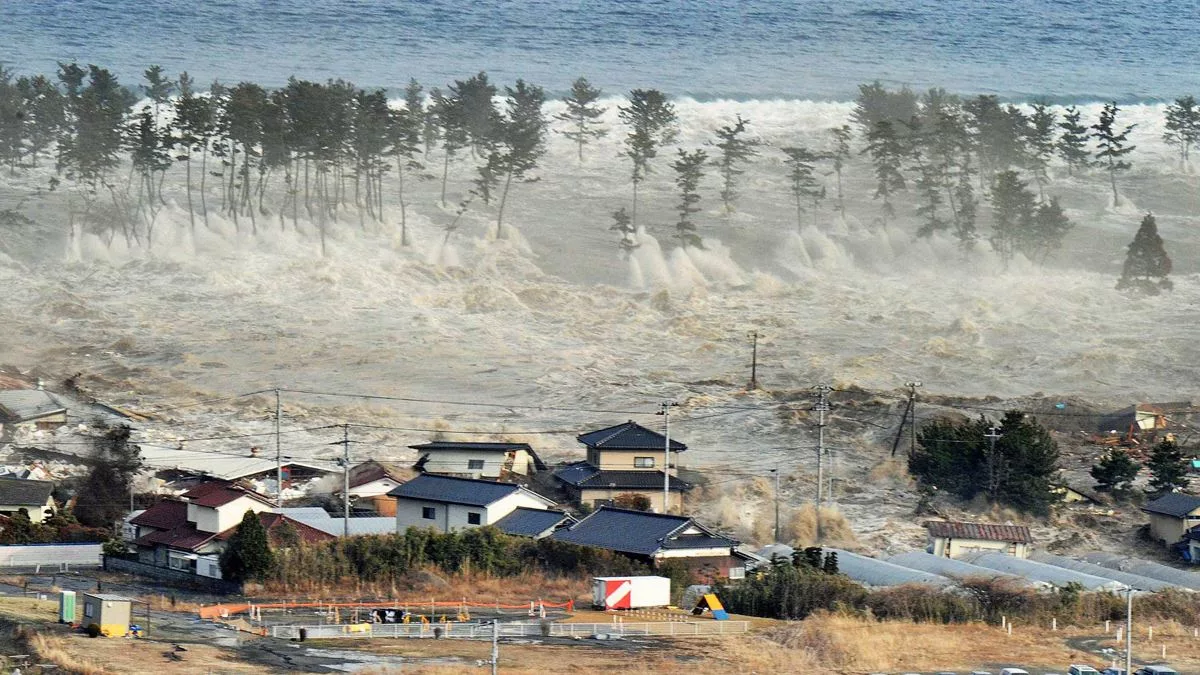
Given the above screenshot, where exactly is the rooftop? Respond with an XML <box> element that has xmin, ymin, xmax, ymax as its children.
<box><xmin>409</xmin><ymin>441</ymin><xmax>533</xmax><ymax>452</ymax></box>
<box><xmin>347</xmin><ymin>460</ymin><xmax>410</xmax><ymax>489</ymax></box>
<box><xmin>553</xmin><ymin>462</ymin><xmax>692</xmax><ymax>491</ymax></box>
<box><xmin>577</xmin><ymin>421</ymin><xmax>687</xmax><ymax>452</ymax></box>
<box><xmin>492</xmin><ymin>507</ymin><xmax>574</xmax><ymax>538</ymax></box>
<box><xmin>923</xmin><ymin>520</ymin><xmax>1033</xmax><ymax>544</ymax></box>
<box><xmin>1142</xmin><ymin>493</ymin><xmax>1200</xmax><ymax>518</ymax></box>
<box><xmin>133</xmin><ymin>522</ymin><xmax>218</xmax><ymax>552</ymax></box>
<box><xmin>550</xmin><ymin>506</ymin><xmax>735</xmax><ymax>557</ymax></box>
<box><xmin>138</xmin><ymin>446</ymin><xmax>332</xmax><ymax>482</ymax></box>
<box><xmin>129</xmin><ymin>500</ymin><xmax>189</xmax><ymax>530</ymax></box>
<box><xmin>181</xmin><ymin>481</ymin><xmax>275</xmax><ymax>508</ymax></box>
<box><xmin>0</xmin><ymin>390</ymin><xmax>66</xmax><ymax>422</ymax></box>
<box><xmin>0</xmin><ymin>477</ymin><xmax>54</xmax><ymax>507</ymax></box>
<box><xmin>388</xmin><ymin>474</ymin><xmax>547</xmax><ymax>508</ymax></box>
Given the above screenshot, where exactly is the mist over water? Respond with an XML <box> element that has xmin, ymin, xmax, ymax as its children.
<box><xmin>3</xmin><ymin>0</ymin><xmax>1199</xmax><ymax>101</ymax></box>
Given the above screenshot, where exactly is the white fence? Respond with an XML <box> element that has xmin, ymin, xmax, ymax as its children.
<box><xmin>271</xmin><ymin>620</ymin><xmax>750</xmax><ymax>640</ymax></box>
<box><xmin>0</xmin><ymin>544</ymin><xmax>102</xmax><ymax>569</ymax></box>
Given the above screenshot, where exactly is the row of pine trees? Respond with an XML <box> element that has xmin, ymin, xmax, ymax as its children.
<box><xmin>0</xmin><ymin>65</ymin><xmax>1192</xmax><ymax>274</ymax></box>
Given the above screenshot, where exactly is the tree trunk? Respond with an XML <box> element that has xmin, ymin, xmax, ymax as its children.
<box><xmin>396</xmin><ymin>154</ymin><xmax>408</xmax><ymax>245</ymax></box>
<box><xmin>495</xmin><ymin>169</ymin><xmax>514</xmax><ymax>239</ymax></box>
<box><xmin>200</xmin><ymin>141</ymin><xmax>210</xmax><ymax>230</ymax></box>
<box><xmin>440</xmin><ymin>151</ymin><xmax>450</xmax><ymax>207</ymax></box>
<box><xmin>185</xmin><ymin>154</ymin><xmax>195</xmax><ymax>233</ymax></box>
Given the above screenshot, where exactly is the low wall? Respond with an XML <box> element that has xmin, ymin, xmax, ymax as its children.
<box><xmin>103</xmin><ymin>556</ymin><xmax>242</xmax><ymax>594</ymax></box>
<box><xmin>0</xmin><ymin>543</ymin><xmax>102</xmax><ymax>569</ymax></box>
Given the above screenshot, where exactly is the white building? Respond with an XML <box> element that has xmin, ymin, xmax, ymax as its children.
<box><xmin>925</xmin><ymin>520</ymin><xmax>1032</xmax><ymax>559</ymax></box>
<box><xmin>388</xmin><ymin>474</ymin><xmax>557</xmax><ymax>533</ymax></box>
<box><xmin>410</xmin><ymin>441</ymin><xmax>545</xmax><ymax>480</ymax></box>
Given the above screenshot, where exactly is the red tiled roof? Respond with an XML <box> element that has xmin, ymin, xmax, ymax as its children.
<box><xmin>347</xmin><ymin>461</ymin><xmax>409</xmax><ymax>490</ymax></box>
<box><xmin>923</xmin><ymin>520</ymin><xmax>1033</xmax><ymax>544</ymax></box>
<box><xmin>133</xmin><ymin>522</ymin><xmax>218</xmax><ymax>552</ymax></box>
<box><xmin>213</xmin><ymin>512</ymin><xmax>335</xmax><ymax>545</ymax></box>
<box><xmin>129</xmin><ymin>500</ymin><xmax>189</xmax><ymax>530</ymax></box>
<box><xmin>182</xmin><ymin>482</ymin><xmax>274</xmax><ymax>508</ymax></box>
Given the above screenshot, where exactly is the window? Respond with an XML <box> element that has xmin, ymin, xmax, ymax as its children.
<box><xmin>467</xmin><ymin>459</ymin><xmax>485</xmax><ymax>470</ymax></box>
<box><xmin>422</xmin><ymin>506</ymin><xmax>436</xmax><ymax>520</ymax></box>
<box><xmin>467</xmin><ymin>512</ymin><xmax>482</xmax><ymax>525</ymax></box>
<box><xmin>728</xmin><ymin>567</ymin><xmax>746</xmax><ymax>580</ymax></box>
<box><xmin>83</xmin><ymin>601</ymin><xmax>95</xmax><ymax>618</ymax></box>
<box><xmin>634</xmin><ymin>457</ymin><xmax>655</xmax><ymax>468</ymax></box>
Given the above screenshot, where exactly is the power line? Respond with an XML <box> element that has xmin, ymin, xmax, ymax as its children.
<box><xmin>278</xmin><ymin>388</ymin><xmax>659</xmax><ymax>416</ymax></box>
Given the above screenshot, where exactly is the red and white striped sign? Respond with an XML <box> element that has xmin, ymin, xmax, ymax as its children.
<box><xmin>604</xmin><ymin>579</ymin><xmax>633</xmax><ymax>609</ymax></box>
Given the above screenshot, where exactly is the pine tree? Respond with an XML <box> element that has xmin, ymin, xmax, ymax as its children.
<box><xmin>1091</xmin><ymin>448</ymin><xmax>1140</xmax><ymax>495</ymax></box>
<box><xmin>1147</xmin><ymin>439</ymin><xmax>1189</xmax><ymax>494</ymax></box>
<box><xmin>174</xmin><ymin>72</ymin><xmax>215</xmax><ymax>233</ymax></box>
<box><xmin>430</xmin><ymin>86</ymin><xmax>467</xmax><ymax>207</ymax></box>
<box><xmin>851</xmin><ymin>81</ymin><xmax>918</xmax><ymax>143</ymax></box>
<box><xmin>610</xmin><ymin>206</ymin><xmax>637</xmax><ymax>254</ymax></box>
<box><xmin>490</xmin><ymin>79</ymin><xmax>547</xmax><ymax>237</ymax></box>
<box><xmin>390</xmin><ymin>79</ymin><xmax>425</xmax><ymax>244</ymax></box>
<box><xmin>219</xmin><ymin>510</ymin><xmax>275</xmax><ymax>583</ymax></box>
<box><xmin>1091</xmin><ymin>102</ymin><xmax>1136</xmax><ymax>206</ymax></box>
<box><xmin>710</xmin><ymin>114</ymin><xmax>761</xmax><ymax>215</ymax></box>
<box><xmin>828</xmin><ymin>125</ymin><xmax>852</xmax><ymax>219</ymax></box>
<box><xmin>1026</xmin><ymin>102</ymin><xmax>1057</xmax><ymax>198</ymax></box>
<box><xmin>618</xmin><ymin>89</ymin><xmax>677</xmax><ymax>227</ymax></box>
<box><xmin>865</xmin><ymin>120</ymin><xmax>906</xmax><ymax>225</ymax></box>
<box><xmin>554</xmin><ymin>77</ymin><xmax>607</xmax><ymax>163</ymax></box>
<box><xmin>1117</xmin><ymin>213</ymin><xmax>1173</xmax><ymax>294</ymax></box>
<box><xmin>1163</xmin><ymin>95</ymin><xmax>1200</xmax><ymax>168</ymax></box>
<box><xmin>672</xmin><ymin>148</ymin><xmax>707</xmax><ymax>248</ymax></box>
<box><xmin>15</xmin><ymin>74</ymin><xmax>64</xmax><ymax>167</ymax></box>
<box><xmin>953</xmin><ymin>169</ymin><xmax>979</xmax><ymax>250</ymax></box>
<box><xmin>1026</xmin><ymin>197</ymin><xmax>1073</xmax><ymax>264</ymax></box>
<box><xmin>0</xmin><ymin>67</ymin><xmax>25</xmax><ymax>173</ymax></box>
<box><xmin>780</xmin><ymin>146</ymin><xmax>823</xmax><ymax>232</ymax></box>
<box><xmin>1056</xmin><ymin>105</ymin><xmax>1091</xmax><ymax>176</ymax></box>
<box><xmin>964</xmin><ymin>95</ymin><xmax>1029</xmax><ymax>183</ymax></box>
<box><xmin>988</xmin><ymin>170</ymin><xmax>1036</xmax><ymax>267</ymax></box>
<box><xmin>450</xmin><ymin>72</ymin><xmax>499</xmax><ymax>158</ymax></box>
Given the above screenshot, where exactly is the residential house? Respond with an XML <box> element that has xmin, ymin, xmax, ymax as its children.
<box><xmin>924</xmin><ymin>520</ymin><xmax>1033</xmax><ymax>559</ymax></box>
<box><xmin>1098</xmin><ymin>402</ymin><xmax>1190</xmax><ymax>443</ymax></box>
<box><xmin>0</xmin><ymin>477</ymin><xmax>56</xmax><ymax>523</ymax></box>
<box><xmin>411</xmin><ymin>441</ymin><xmax>545</xmax><ymax>480</ymax></box>
<box><xmin>550</xmin><ymin>506</ymin><xmax>751</xmax><ymax>582</ymax></box>
<box><xmin>388</xmin><ymin>474</ymin><xmax>557</xmax><ymax>534</ymax></box>
<box><xmin>554</xmin><ymin>421</ymin><xmax>692</xmax><ymax>513</ymax></box>
<box><xmin>127</xmin><ymin>482</ymin><xmax>330</xmax><ymax>579</ymax></box>
<box><xmin>339</xmin><ymin>460</ymin><xmax>411</xmax><ymax>516</ymax></box>
<box><xmin>0</xmin><ymin>386</ymin><xmax>67</xmax><ymax>438</ymax></box>
<box><xmin>492</xmin><ymin>507</ymin><xmax>575</xmax><ymax>539</ymax></box>
<box><xmin>1142</xmin><ymin>493</ymin><xmax>1200</xmax><ymax>546</ymax></box>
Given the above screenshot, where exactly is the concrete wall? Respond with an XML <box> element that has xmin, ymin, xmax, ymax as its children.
<box><xmin>103</xmin><ymin>555</ymin><xmax>242</xmax><ymax>594</ymax></box>
<box><xmin>395</xmin><ymin>491</ymin><xmax>550</xmax><ymax>533</ymax></box>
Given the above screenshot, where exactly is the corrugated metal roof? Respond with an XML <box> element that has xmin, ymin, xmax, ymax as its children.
<box><xmin>85</xmin><ymin>593</ymin><xmax>134</xmax><ymax>603</ymax></box>
<box><xmin>959</xmin><ymin>552</ymin><xmax>1124</xmax><ymax>591</ymax></box>
<box><xmin>885</xmin><ymin>551</ymin><xmax>1045</xmax><ymax>589</ymax></box>
<box><xmin>1028</xmin><ymin>552</ymin><xmax>1173</xmax><ymax>592</ymax></box>
<box><xmin>0</xmin><ymin>390</ymin><xmax>66</xmax><ymax>422</ymax></box>
<box><xmin>1082</xmin><ymin>552</ymin><xmax>1200</xmax><ymax>591</ymax></box>
<box><xmin>924</xmin><ymin>520</ymin><xmax>1033</xmax><ymax>544</ymax></box>
<box><xmin>493</xmin><ymin>507</ymin><xmax>574</xmax><ymax>538</ymax></box>
<box><xmin>577</xmin><ymin>421</ymin><xmax>687</xmax><ymax>452</ymax></box>
<box><xmin>550</xmin><ymin>507</ymin><xmax>734</xmax><ymax>557</ymax></box>
<box><xmin>1142</xmin><ymin>493</ymin><xmax>1200</xmax><ymax>518</ymax></box>
<box><xmin>828</xmin><ymin>548</ymin><xmax>952</xmax><ymax>588</ymax></box>
<box><xmin>388</xmin><ymin>474</ymin><xmax>535</xmax><ymax>507</ymax></box>
<box><xmin>138</xmin><ymin>446</ymin><xmax>333</xmax><ymax>482</ymax></box>
<box><xmin>0</xmin><ymin>477</ymin><xmax>54</xmax><ymax>507</ymax></box>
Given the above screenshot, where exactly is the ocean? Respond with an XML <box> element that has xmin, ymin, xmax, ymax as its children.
<box><xmin>2</xmin><ymin>0</ymin><xmax>1198</xmax><ymax>102</ymax></box>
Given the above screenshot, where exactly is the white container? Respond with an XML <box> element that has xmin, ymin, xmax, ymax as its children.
<box><xmin>592</xmin><ymin>576</ymin><xmax>671</xmax><ymax>609</ymax></box>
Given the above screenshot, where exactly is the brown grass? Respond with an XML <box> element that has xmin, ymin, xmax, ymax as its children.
<box><xmin>260</xmin><ymin>569</ymin><xmax>591</xmax><ymax>607</ymax></box>
<box><xmin>15</xmin><ymin>626</ymin><xmax>115</xmax><ymax>675</ymax></box>
<box><xmin>784</xmin><ymin>505</ymin><xmax>859</xmax><ymax>547</ymax></box>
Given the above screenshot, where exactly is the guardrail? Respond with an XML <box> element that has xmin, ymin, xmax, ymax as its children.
<box><xmin>270</xmin><ymin>620</ymin><xmax>749</xmax><ymax>640</ymax></box>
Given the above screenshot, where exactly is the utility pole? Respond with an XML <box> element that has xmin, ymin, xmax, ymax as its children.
<box><xmin>491</xmin><ymin>619</ymin><xmax>500</xmax><ymax>675</ymax></box>
<box><xmin>905</xmin><ymin>381</ymin><xmax>921</xmax><ymax>457</ymax></box>
<box><xmin>275</xmin><ymin>388</ymin><xmax>283</xmax><ymax>506</ymax></box>
<box><xmin>660</xmin><ymin>401</ymin><xmax>678</xmax><ymax>513</ymax></box>
<box><xmin>985</xmin><ymin>425</ymin><xmax>1002</xmax><ymax>501</ymax></box>
<box><xmin>748</xmin><ymin>331</ymin><xmax>759</xmax><ymax>390</ymax></box>
<box><xmin>814</xmin><ymin>384</ymin><xmax>831</xmax><ymax>541</ymax></box>
<box><xmin>333</xmin><ymin>424</ymin><xmax>351</xmax><ymax>537</ymax></box>
<box><xmin>772</xmin><ymin>466</ymin><xmax>780</xmax><ymax>543</ymax></box>
<box><xmin>1125</xmin><ymin>585</ymin><xmax>1133</xmax><ymax>674</ymax></box>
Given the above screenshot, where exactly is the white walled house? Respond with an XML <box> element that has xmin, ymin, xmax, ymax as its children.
<box><xmin>389</xmin><ymin>474</ymin><xmax>557</xmax><ymax>534</ymax></box>
<box><xmin>411</xmin><ymin>441</ymin><xmax>545</xmax><ymax>480</ymax></box>
<box><xmin>925</xmin><ymin>520</ymin><xmax>1032</xmax><ymax>559</ymax></box>
<box><xmin>0</xmin><ymin>477</ymin><xmax>56</xmax><ymax>524</ymax></box>
<box><xmin>554</xmin><ymin>421</ymin><xmax>692</xmax><ymax>513</ymax></box>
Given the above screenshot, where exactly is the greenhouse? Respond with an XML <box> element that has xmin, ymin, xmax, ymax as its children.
<box><xmin>827</xmin><ymin>548</ymin><xmax>952</xmax><ymax>588</ymax></box>
<box><xmin>959</xmin><ymin>552</ymin><xmax>1124</xmax><ymax>591</ymax></box>
<box><xmin>885</xmin><ymin>551</ymin><xmax>1047</xmax><ymax>590</ymax></box>
<box><xmin>1029</xmin><ymin>552</ymin><xmax>1174</xmax><ymax>592</ymax></box>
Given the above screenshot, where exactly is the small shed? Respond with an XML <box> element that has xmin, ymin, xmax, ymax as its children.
<box><xmin>924</xmin><ymin>520</ymin><xmax>1033</xmax><ymax>559</ymax></box>
<box><xmin>81</xmin><ymin>593</ymin><xmax>134</xmax><ymax>637</ymax></box>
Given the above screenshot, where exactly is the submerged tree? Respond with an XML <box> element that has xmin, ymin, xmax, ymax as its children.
<box><xmin>1163</xmin><ymin>95</ymin><xmax>1200</xmax><ymax>168</ymax></box>
<box><xmin>1117</xmin><ymin>213</ymin><xmax>1172</xmax><ymax>294</ymax></box>
<box><xmin>1147</xmin><ymin>439</ymin><xmax>1189</xmax><ymax>495</ymax></box>
<box><xmin>851</xmin><ymin>81</ymin><xmax>919</xmax><ymax>144</ymax></box>
<box><xmin>828</xmin><ymin>125</ymin><xmax>852</xmax><ymax>219</ymax></box>
<box><xmin>1026</xmin><ymin>102</ymin><xmax>1057</xmax><ymax>198</ymax></box>
<box><xmin>865</xmin><ymin>120</ymin><xmax>906</xmax><ymax>225</ymax></box>
<box><xmin>555</xmin><ymin>77</ymin><xmax>607</xmax><ymax>163</ymax></box>
<box><xmin>488</xmin><ymin>79</ymin><xmax>547</xmax><ymax>237</ymax></box>
<box><xmin>989</xmin><ymin>170</ymin><xmax>1036</xmax><ymax>267</ymax></box>
<box><xmin>174</xmin><ymin>72</ymin><xmax>215</xmax><ymax>232</ymax></box>
<box><xmin>1091</xmin><ymin>102</ymin><xmax>1136</xmax><ymax>206</ymax></box>
<box><xmin>672</xmin><ymin>148</ymin><xmax>707</xmax><ymax>248</ymax></box>
<box><xmin>1056</xmin><ymin>105</ymin><xmax>1091</xmax><ymax>176</ymax></box>
<box><xmin>610</xmin><ymin>206</ymin><xmax>637</xmax><ymax>255</ymax></box>
<box><xmin>710</xmin><ymin>114</ymin><xmax>761</xmax><ymax>215</ymax></box>
<box><xmin>390</xmin><ymin>79</ymin><xmax>425</xmax><ymax>245</ymax></box>
<box><xmin>618</xmin><ymin>89</ymin><xmax>678</xmax><ymax>227</ymax></box>
<box><xmin>431</xmin><ymin>86</ymin><xmax>468</xmax><ymax>207</ymax></box>
<box><xmin>963</xmin><ymin>95</ymin><xmax>1028</xmax><ymax>185</ymax></box>
<box><xmin>780</xmin><ymin>146</ymin><xmax>823</xmax><ymax>232</ymax></box>
<box><xmin>1091</xmin><ymin>448</ymin><xmax>1140</xmax><ymax>495</ymax></box>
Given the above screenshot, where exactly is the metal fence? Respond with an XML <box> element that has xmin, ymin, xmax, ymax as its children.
<box><xmin>270</xmin><ymin>620</ymin><xmax>749</xmax><ymax>640</ymax></box>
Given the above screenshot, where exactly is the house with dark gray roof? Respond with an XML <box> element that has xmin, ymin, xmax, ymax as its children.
<box><xmin>1143</xmin><ymin>493</ymin><xmax>1200</xmax><ymax>546</ymax></box>
<box><xmin>0</xmin><ymin>388</ymin><xmax>67</xmax><ymax>437</ymax></box>
<box><xmin>410</xmin><ymin>441</ymin><xmax>545</xmax><ymax>480</ymax></box>
<box><xmin>492</xmin><ymin>507</ymin><xmax>574</xmax><ymax>539</ymax></box>
<box><xmin>550</xmin><ymin>506</ymin><xmax>751</xmax><ymax>582</ymax></box>
<box><xmin>0</xmin><ymin>477</ymin><xmax>56</xmax><ymax>523</ymax></box>
<box><xmin>388</xmin><ymin>474</ymin><xmax>558</xmax><ymax>534</ymax></box>
<box><xmin>554</xmin><ymin>421</ymin><xmax>692</xmax><ymax>514</ymax></box>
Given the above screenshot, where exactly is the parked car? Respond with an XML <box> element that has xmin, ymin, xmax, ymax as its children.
<box><xmin>1101</xmin><ymin>669</ymin><xmax>1127</xmax><ymax>675</ymax></box>
<box><xmin>1000</xmin><ymin>669</ymin><xmax>1030</xmax><ymax>675</ymax></box>
<box><xmin>1135</xmin><ymin>667</ymin><xmax>1178</xmax><ymax>675</ymax></box>
<box><xmin>1070</xmin><ymin>667</ymin><xmax>1101</xmax><ymax>675</ymax></box>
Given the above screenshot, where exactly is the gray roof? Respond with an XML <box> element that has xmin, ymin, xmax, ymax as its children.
<box><xmin>959</xmin><ymin>552</ymin><xmax>1124</xmax><ymax>591</ymax></box>
<box><xmin>1082</xmin><ymin>552</ymin><xmax>1200</xmax><ymax>591</ymax></box>
<box><xmin>388</xmin><ymin>474</ymin><xmax>541</xmax><ymax>508</ymax></box>
<box><xmin>0</xmin><ymin>390</ymin><xmax>66</xmax><ymax>422</ymax></box>
<box><xmin>410</xmin><ymin>441</ymin><xmax>532</xmax><ymax>452</ymax></box>
<box><xmin>1142</xmin><ymin>493</ymin><xmax>1200</xmax><ymax>518</ymax></box>
<box><xmin>550</xmin><ymin>506</ymin><xmax>735</xmax><ymax>557</ymax></box>
<box><xmin>1028</xmin><ymin>552</ymin><xmax>1174</xmax><ymax>592</ymax></box>
<box><xmin>492</xmin><ymin>507</ymin><xmax>574</xmax><ymax>538</ymax></box>
<box><xmin>827</xmin><ymin>549</ymin><xmax>952</xmax><ymax>588</ymax></box>
<box><xmin>0</xmin><ymin>477</ymin><xmax>54</xmax><ymax>507</ymax></box>
<box><xmin>924</xmin><ymin>520</ymin><xmax>1033</xmax><ymax>544</ymax></box>
<box><xmin>84</xmin><ymin>593</ymin><xmax>135</xmax><ymax>603</ymax></box>
<box><xmin>885</xmin><ymin>551</ymin><xmax>1046</xmax><ymax>590</ymax></box>
<box><xmin>553</xmin><ymin>462</ymin><xmax>692</xmax><ymax>491</ymax></box>
<box><xmin>577</xmin><ymin>421</ymin><xmax>687</xmax><ymax>452</ymax></box>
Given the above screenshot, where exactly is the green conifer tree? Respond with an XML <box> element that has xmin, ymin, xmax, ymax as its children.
<box><xmin>219</xmin><ymin>510</ymin><xmax>275</xmax><ymax>583</ymax></box>
<box><xmin>1148</xmin><ymin>439</ymin><xmax>1189</xmax><ymax>495</ymax></box>
<box><xmin>1117</xmin><ymin>213</ymin><xmax>1173</xmax><ymax>294</ymax></box>
<box><xmin>1163</xmin><ymin>95</ymin><xmax>1200</xmax><ymax>167</ymax></box>
<box><xmin>618</xmin><ymin>89</ymin><xmax>677</xmax><ymax>227</ymax></box>
<box><xmin>828</xmin><ymin>125</ymin><xmax>852</xmax><ymax>219</ymax></box>
<box><xmin>1090</xmin><ymin>448</ymin><xmax>1140</xmax><ymax>495</ymax></box>
<box><xmin>780</xmin><ymin>146</ymin><xmax>823</xmax><ymax>232</ymax></box>
<box><xmin>865</xmin><ymin>120</ymin><xmax>906</xmax><ymax>225</ymax></box>
<box><xmin>1055</xmin><ymin>105</ymin><xmax>1091</xmax><ymax>176</ymax></box>
<box><xmin>1091</xmin><ymin>102</ymin><xmax>1136</xmax><ymax>206</ymax></box>
<box><xmin>554</xmin><ymin>77</ymin><xmax>607</xmax><ymax>164</ymax></box>
<box><xmin>710</xmin><ymin>114</ymin><xmax>761</xmax><ymax>215</ymax></box>
<box><xmin>672</xmin><ymin>148</ymin><xmax>707</xmax><ymax>248</ymax></box>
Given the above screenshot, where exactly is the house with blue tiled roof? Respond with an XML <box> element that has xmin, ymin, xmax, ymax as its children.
<box><xmin>554</xmin><ymin>421</ymin><xmax>692</xmax><ymax>513</ymax></box>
